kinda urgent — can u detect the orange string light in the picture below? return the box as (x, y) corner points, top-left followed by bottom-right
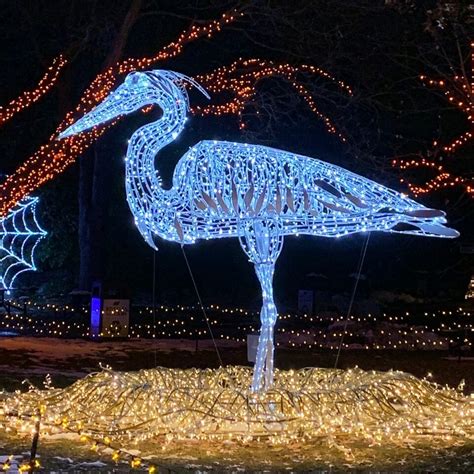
(393, 42), (473, 196)
(192, 59), (352, 139)
(0, 17), (354, 217)
(0, 10), (242, 217)
(0, 55), (66, 127)
(418, 67), (473, 154)
(392, 158), (470, 195)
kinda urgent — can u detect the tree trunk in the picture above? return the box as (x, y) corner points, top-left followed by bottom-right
(78, 150), (92, 290)
(78, 145), (109, 290)
(78, 0), (142, 291)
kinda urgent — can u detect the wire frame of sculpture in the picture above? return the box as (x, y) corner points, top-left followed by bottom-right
(0, 197), (46, 292)
(59, 70), (459, 391)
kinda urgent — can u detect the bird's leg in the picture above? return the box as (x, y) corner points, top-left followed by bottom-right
(253, 262), (277, 390)
(252, 302), (270, 392)
(250, 263), (278, 391)
(239, 219), (283, 392)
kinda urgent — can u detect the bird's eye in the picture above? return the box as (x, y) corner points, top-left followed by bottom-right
(127, 72), (140, 85)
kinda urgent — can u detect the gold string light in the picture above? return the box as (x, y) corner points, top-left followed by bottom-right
(1, 366), (472, 450)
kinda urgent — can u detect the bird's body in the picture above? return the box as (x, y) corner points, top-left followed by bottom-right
(163, 139), (447, 244)
(60, 69), (459, 391)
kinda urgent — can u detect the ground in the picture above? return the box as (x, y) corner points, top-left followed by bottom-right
(1, 337), (472, 391)
(0, 337), (473, 472)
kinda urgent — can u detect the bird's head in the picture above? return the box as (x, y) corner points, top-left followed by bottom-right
(58, 70), (209, 139)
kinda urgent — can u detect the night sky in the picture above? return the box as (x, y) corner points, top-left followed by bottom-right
(0, 1), (472, 309)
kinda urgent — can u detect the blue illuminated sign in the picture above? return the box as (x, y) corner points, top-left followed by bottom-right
(90, 297), (101, 338)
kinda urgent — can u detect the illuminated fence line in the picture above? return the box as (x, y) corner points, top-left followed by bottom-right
(0, 303), (471, 351)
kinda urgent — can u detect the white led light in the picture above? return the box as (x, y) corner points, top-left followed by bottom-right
(60, 69), (459, 391)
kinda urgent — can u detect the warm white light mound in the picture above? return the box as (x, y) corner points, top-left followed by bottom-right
(2, 366), (473, 445)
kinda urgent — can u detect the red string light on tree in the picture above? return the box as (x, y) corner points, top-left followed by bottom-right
(418, 67), (473, 154)
(0, 12), (354, 217)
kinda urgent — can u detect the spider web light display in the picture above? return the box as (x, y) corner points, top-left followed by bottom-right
(0, 197), (46, 292)
(59, 70), (459, 391)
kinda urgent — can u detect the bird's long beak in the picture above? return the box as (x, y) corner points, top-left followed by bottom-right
(413, 222), (460, 238)
(404, 208), (459, 238)
(57, 87), (124, 139)
(391, 220), (460, 238)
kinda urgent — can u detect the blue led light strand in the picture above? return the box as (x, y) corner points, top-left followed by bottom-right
(59, 69), (459, 391)
(0, 197), (47, 292)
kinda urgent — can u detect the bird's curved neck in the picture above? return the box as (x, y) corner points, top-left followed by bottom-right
(125, 94), (187, 241)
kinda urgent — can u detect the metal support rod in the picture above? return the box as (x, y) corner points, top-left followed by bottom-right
(152, 249), (157, 367)
(29, 410), (41, 472)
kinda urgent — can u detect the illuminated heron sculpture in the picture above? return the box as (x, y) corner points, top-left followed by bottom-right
(59, 70), (458, 391)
